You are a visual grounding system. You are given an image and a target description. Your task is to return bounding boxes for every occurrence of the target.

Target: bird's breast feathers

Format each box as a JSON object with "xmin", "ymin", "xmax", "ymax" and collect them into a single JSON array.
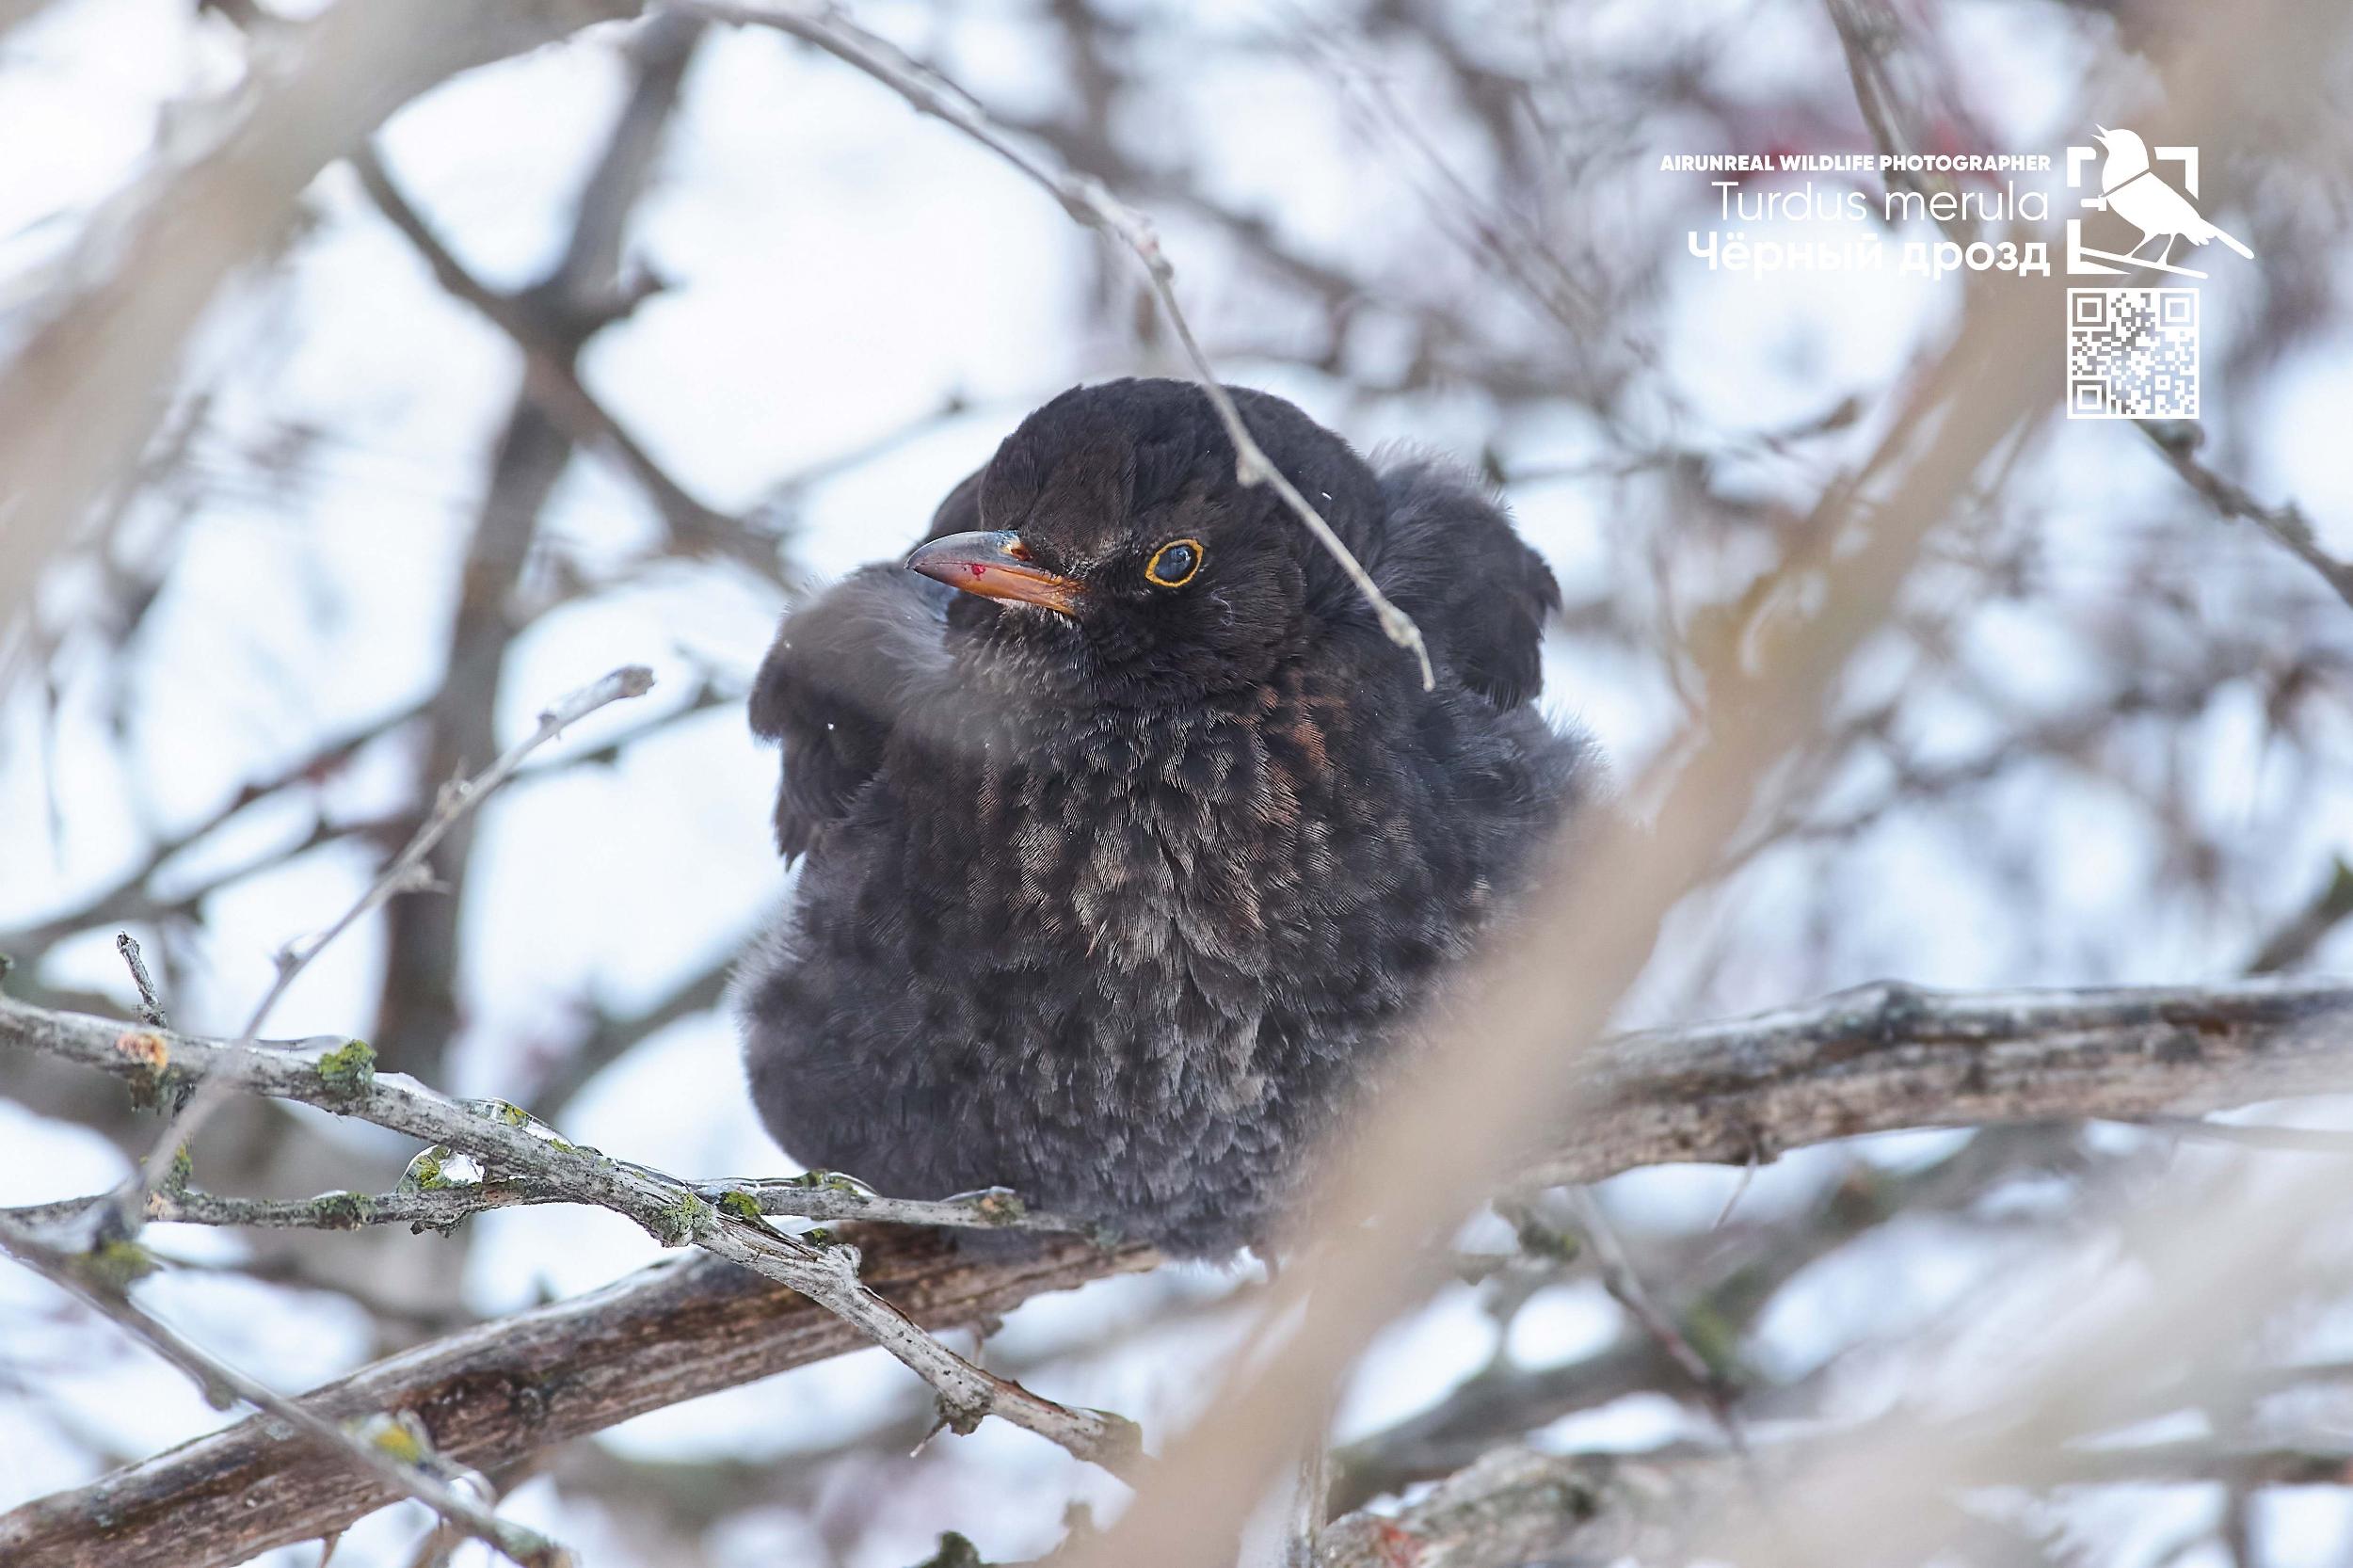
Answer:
[{"xmin": 953, "ymin": 690, "xmax": 1338, "ymax": 978}]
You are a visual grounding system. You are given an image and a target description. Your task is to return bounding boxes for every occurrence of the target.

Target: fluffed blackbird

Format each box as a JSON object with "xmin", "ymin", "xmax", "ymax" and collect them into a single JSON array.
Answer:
[{"xmin": 736, "ymin": 379, "xmax": 1598, "ymax": 1257}]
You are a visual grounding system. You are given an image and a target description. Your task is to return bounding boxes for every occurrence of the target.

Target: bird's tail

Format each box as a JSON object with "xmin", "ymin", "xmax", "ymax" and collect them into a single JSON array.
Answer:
[{"xmin": 2215, "ymin": 227, "xmax": 2255, "ymax": 259}]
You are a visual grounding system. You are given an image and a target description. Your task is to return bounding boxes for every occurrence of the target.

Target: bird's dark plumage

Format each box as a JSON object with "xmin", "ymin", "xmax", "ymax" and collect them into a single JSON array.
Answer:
[{"xmin": 737, "ymin": 379, "xmax": 1598, "ymax": 1257}]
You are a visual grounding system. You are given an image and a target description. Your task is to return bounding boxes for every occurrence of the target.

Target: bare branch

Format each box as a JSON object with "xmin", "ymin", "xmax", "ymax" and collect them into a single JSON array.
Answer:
[
  {"xmin": 1527, "ymin": 978, "xmax": 2353, "ymax": 1187},
  {"xmin": 2248, "ymin": 857, "xmax": 2353, "ymax": 974},
  {"xmin": 112, "ymin": 665, "xmax": 656, "ymax": 1228},
  {"xmin": 1321, "ymin": 1432, "xmax": 2353, "ymax": 1568},
  {"xmin": 0, "ymin": 696, "xmax": 430, "ymax": 961},
  {"xmin": 5, "ymin": 976, "xmax": 2351, "ymax": 1560},
  {"xmin": 5, "ymin": 1174, "xmax": 1092, "ymax": 1240},
  {"xmin": 347, "ymin": 143, "xmax": 785, "ymax": 578},
  {"xmin": 0, "ymin": 992, "xmax": 1141, "ymax": 1475},
  {"xmin": 112, "ymin": 934, "xmax": 167, "ymax": 1030},
  {"xmin": 0, "ymin": 680, "xmax": 726, "ymax": 979},
  {"xmin": 0, "ymin": 1233, "xmax": 1153, "ymax": 1568},
  {"xmin": 257, "ymin": 664, "xmax": 657, "ymax": 1022},
  {"xmin": 2141, "ymin": 420, "xmax": 2353, "ymax": 610},
  {"xmin": 525, "ymin": 944, "xmax": 736, "ymax": 1119}
]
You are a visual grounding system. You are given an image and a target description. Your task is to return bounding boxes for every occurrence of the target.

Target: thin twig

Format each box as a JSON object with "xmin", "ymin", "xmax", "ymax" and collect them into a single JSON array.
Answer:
[
  {"xmin": 2246, "ymin": 856, "xmax": 2353, "ymax": 975},
  {"xmin": 113, "ymin": 934, "xmax": 167, "ymax": 1029},
  {"xmin": 2136, "ymin": 1114, "xmax": 2353, "ymax": 1156},
  {"xmin": 0, "ymin": 683, "xmax": 720, "ymax": 976},
  {"xmin": 1562, "ymin": 1193, "xmax": 1750, "ymax": 1451},
  {"xmin": 2140, "ymin": 421, "xmax": 2353, "ymax": 610},
  {"xmin": 114, "ymin": 665, "xmax": 656, "ymax": 1229},
  {"xmin": 0, "ymin": 696, "xmax": 433, "ymax": 960},
  {"xmin": 672, "ymin": 0, "xmax": 1435, "ymax": 688}
]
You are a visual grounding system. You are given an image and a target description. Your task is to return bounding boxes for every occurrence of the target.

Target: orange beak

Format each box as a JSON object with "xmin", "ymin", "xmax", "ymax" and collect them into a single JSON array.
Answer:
[{"xmin": 906, "ymin": 530, "xmax": 1087, "ymax": 617}]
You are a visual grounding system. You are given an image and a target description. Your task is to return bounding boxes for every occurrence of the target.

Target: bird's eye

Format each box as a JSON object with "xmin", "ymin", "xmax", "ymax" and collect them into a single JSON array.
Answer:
[{"xmin": 1144, "ymin": 538, "xmax": 1203, "ymax": 588}]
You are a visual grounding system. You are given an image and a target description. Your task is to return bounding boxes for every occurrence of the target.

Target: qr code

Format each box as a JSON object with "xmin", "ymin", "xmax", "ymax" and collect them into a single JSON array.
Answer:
[{"xmin": 2067, "ymin": 288, "xmax": 2198, "ymax": 419}]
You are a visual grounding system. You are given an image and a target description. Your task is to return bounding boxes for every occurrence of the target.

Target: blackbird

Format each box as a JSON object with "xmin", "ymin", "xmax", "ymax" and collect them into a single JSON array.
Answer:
[{"xmin": 736, "ymin": 379, "xmax": 1597, "ymax": 1258}]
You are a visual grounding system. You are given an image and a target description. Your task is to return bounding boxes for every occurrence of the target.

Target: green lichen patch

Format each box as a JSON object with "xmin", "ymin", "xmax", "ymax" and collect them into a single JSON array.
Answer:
[
  {"xmin": 715, "ymin": 1189, "xmax": 766, "ymax": 1223},
  {"xmin": 912, "ymin": 1533, "xmax": 986, "ymax": 1568},
  {"xmin": 400, "ymin": 1146, "xmax": 449, "ymax": 1192},
  {"xmin": 1507, "ymin": 1210, "xmax": 1581, "ymax": 1265},
  {"xmin": 649, "ymin": 1192, "xmax": 713, "ymax": 1247},
  {"xmin": 310, "ymin": 1191, "xmax": 376, "ymax": 1230},
  {"xmin": 789, "ymin": 1168, "xmax": 876, "ymax": 1195},
  {"xmin": 351, "ymin": 1410, "xmax": 433, "ymax": 1465},
  {"xmin": 73, "ymin": 1239, "xmax": 159, "ymax": 1293},
  {"xmin": 399, "ymin": 1144, "xmax": 483, "ymax": 1193},
  {"xmin": 312, "ymin": 1039, "xmax": 376, "ymax": 1100},
  {"xmin": 164, "ymin": 1143, "xmax": 194, "ymax": 1194}
]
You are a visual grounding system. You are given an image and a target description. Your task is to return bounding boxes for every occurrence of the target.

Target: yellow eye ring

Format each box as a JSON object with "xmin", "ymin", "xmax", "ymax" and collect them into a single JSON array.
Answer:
[{"xmin": 1144, "ymin": 537, "xmax": 1204, "ymax": 588}]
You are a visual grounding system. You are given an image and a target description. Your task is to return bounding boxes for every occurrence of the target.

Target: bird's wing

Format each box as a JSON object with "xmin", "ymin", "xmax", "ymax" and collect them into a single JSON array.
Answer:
[
  {"xmin": 1360, "ymin": 458, "xmax": 1561, "ymax": 707},
  {"xmin": 749, "ymin": 489, "xmax": 967, "ymax": 858}
]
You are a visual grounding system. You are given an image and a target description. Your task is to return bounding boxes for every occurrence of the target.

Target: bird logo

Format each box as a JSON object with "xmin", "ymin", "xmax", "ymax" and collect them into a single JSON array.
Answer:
[{"xmin": 2070, "ymin": 127, "xmax": 2254, "ymax": 279}]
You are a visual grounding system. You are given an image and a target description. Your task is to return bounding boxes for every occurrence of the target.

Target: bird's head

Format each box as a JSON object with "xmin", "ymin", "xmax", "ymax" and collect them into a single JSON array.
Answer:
[{"xmin": 908, "ymin": 378, "xmax": 1383, "ymax": 704}]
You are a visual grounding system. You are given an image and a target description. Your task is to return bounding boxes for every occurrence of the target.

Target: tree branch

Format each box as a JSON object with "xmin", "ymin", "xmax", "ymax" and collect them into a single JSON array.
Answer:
[
  {"xmin": 0, "ymin": 1212, "xmax": 573, "ymax": 1568},
  {"xmin": 111, "ymin": 665, "xmax": 657, "ymax": 1228},
  {"xmin": 1317, "ymin": 1446, "xmax": 1689, "ymax": 1568},
  {"xmin": 352, "ymin": 20, "xmax": 716, "ymax": 1089},
  {"xmin": 0, "ymin": 680, "xmax": 727, "ymax": 984},
  {"xmin": 2141, "ymin": 421, "xmax": 2353, "ymax": 610},
  {"xmin": 6, "ymin": 1173, "xmax": 1092, "ymax": 1239},
  {"xmin": 0, "ymin": 992, "xmax": 1143, "ymax": 1480},
  {"xmin": 0, "ymin": 1232, "xmax": 1151, "ymax": 1568},
  {"xmin": 4, "ymin": 977, "xmax": 2349, "ymax": 1562},
  {"xmin": 348, "ymin": 139, "xmax": 784, "ymax": 578},
  {"xmin": 1523, "ymin": 978, "xmax": 2353, "ymax": 1189}
]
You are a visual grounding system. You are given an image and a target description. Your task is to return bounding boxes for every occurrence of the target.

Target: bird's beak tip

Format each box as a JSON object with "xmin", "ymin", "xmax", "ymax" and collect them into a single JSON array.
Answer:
[{"xmin": 907, "ymin": 531, "xmax": 1086, "ymax": 617}]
